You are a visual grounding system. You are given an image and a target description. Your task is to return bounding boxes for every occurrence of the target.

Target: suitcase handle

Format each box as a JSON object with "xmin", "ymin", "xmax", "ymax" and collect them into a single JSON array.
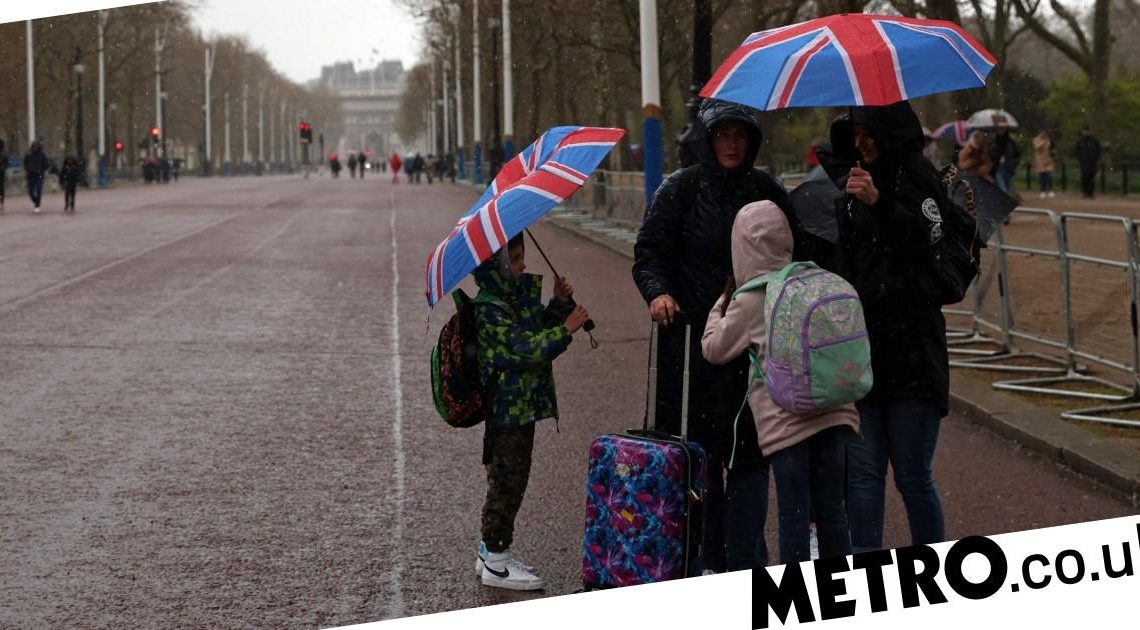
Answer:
[{"xmin": 645, "ymin": 316, "xmax": 693, "ymax": 435}]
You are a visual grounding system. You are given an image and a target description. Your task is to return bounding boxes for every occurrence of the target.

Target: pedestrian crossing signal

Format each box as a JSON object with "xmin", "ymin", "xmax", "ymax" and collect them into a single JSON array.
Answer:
[{"xmin": 298, "ymin": 122, "xmax": 313, "ymax": 144}]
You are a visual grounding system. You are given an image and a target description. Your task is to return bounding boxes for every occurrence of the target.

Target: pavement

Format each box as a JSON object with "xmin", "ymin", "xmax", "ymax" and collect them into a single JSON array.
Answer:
[{"xmin": 544, "ymin": 207, "xmax": 1140, "ymax": 504}]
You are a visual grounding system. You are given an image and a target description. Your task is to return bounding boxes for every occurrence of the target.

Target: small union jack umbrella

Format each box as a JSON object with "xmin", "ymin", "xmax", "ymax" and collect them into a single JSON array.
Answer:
[
  {"xmin": 933, "ymin": 120, "xmax": 971, "ymax": 144},
  {"xmin": 700, "ymin": 13, "xmax": 997, "ymax": 110},
  {"xmin": 425, "ymin": 126, "xmax": 626, "ymax": 307}
]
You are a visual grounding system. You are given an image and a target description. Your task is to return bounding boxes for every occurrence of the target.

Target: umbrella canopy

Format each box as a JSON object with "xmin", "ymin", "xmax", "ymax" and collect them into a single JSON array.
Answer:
[
  {"xmin": 966, "ymin": 108, "xmax": 1019, "ymax": 129},
  {"xmin": 425, "ymin": 126, "xmax": 625, "ymax": 307},
  {"xmin": 789, "ymin": 166, "xmax": 843, "ymax": 244},
  {"xmin": 700, "ymin": 13, "xmax": 996, "ymax": 110},
  {"xmin": 933, "ymin": 120, "xmax": 971, "ymax": 144}
]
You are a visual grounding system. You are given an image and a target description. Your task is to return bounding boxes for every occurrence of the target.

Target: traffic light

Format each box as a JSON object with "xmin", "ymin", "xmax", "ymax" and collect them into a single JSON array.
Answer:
[
  {"xmin": 114, "ymin": 141, "xmax": 124, "ymax": 152},
  {"xmin": 150, "ymin": 127, "xmax": 160, "ymax": 142},
  {"xmin": 298, "ymin": 122, "xmax": 312, "ymax": 144}
]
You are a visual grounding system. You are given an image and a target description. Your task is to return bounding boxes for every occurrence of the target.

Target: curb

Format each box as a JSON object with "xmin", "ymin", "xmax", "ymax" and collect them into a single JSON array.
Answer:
[{"xmin": 546, "ymin": 213, "xmax": 1140, "ymax": 505}]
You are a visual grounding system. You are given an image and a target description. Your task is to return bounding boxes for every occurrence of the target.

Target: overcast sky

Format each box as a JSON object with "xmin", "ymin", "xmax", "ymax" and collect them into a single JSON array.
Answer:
[{"xmin": 190, "ymin": 0, "xmax": 422, "ymax": 84}]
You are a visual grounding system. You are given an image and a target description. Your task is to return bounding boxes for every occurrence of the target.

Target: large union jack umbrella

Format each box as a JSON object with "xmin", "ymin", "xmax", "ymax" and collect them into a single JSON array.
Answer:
[
  {"xmin": 700, "ymin": 13, "xmax": 997, "ymax": 110},
  {"xmin": 425, "ymin": 126, "xmax": 626, "ymax": 307}
]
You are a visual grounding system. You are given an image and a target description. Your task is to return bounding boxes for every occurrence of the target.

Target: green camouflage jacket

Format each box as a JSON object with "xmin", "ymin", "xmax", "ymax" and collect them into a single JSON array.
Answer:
[{"xmin": 472, "ymin": 260, "xmax": 574, "ymax": 428}]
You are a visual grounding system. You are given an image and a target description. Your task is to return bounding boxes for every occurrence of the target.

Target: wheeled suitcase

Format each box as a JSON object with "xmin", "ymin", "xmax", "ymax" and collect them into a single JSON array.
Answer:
[{"xmin": 581, "ymin": 321, "xmax": 707, "ymax": 589}]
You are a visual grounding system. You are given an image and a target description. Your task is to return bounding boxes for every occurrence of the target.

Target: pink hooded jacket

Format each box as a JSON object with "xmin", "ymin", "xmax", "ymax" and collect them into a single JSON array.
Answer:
[{"xmin": 701, "ymin": 201, "xmax": 859, "ymax": 456}]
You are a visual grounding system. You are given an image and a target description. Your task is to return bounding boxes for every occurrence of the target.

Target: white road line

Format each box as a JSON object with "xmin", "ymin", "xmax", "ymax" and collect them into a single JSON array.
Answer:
[{"xmin": 386, "ymin": 194, "xmax": 406, "ymax": 618}]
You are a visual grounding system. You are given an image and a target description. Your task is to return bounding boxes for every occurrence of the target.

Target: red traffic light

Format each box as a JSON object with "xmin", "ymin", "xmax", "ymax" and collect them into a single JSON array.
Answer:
[
  {"xmin": 150, "ymin": 127, "xmax": 160, "ymax": 138},
  {"xmin": 114, "ymin": 141, "xmax": 124, "ymax": 152}
]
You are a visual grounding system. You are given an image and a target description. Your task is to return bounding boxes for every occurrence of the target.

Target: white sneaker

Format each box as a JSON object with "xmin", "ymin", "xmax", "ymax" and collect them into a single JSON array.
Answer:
[
  {"xmin": 34, "ymin": 206, "xmax": 40, "ymax": 214},
  {"xmin": 481, "ymin": 550, "xmax": 544, "ymax": 591},
  {"xmin": 1039, "ymin": 192, "xmax": 1047, "ymax": 198},
  {"xmin": 476, "ymin": 541, "xmax": 536, "ymax": 577}
]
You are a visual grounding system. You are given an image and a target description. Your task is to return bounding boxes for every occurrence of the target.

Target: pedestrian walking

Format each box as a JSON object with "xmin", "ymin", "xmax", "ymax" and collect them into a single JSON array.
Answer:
[
  {"xmin": 389, "ymin": 152, "xmax": 402, "ymax": 184},
  {"xmin": 24, "ymin": 140, "xmax": 49, "ymax": 214},
  {"xmin": 359, "ymin": 153, "xmax": 367, "ymax": 179},
  {"xmin": 413, "ymin": 153, "xmax": 424, "ymax": 184},
  {"xmin": 1076, "ymin": 126, "xmax": 1101, "ymax": 199},
  {"xmin": 470, "ymin": 234, "xmax": 590, "ymax": 590},
  {"xmin": 347, "ymin": 153, "xmax": 358, "ymax": 178},
  {"xmin": 701, "ymin": 200, "xmax": 860, "ymax": 564},
  {"xmin": 329, "ymin": 154, "xmax": 341, "ymax": 179},
  {"xmin": 991, "ymin": 123, "xmax": 1020, "ymax": 194},
  {"xmin": 0, "ymin": 138, "xmax": 7, "ymax": 211},
  {"xmin": 633, "ymin": 98, "xmax": 816, "ymax": 573},
  {"xmin": 817, "ymin": 100, "xmax": 951, "ymax": 553},
  {"xmin": 58, "ymin": 155, "xmax": 81, "ymax": 213},
  {"xmin": 957, "ymin": 131, "xmax": 994, "ymax": 181},
  {"xmin": 1033, "ymin": 130, "xmax": 1056, "ymax": 198}
]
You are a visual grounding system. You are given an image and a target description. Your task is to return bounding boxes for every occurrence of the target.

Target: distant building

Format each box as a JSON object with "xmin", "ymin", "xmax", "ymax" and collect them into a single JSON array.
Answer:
[{"xmin": 313, "ymin": 60, "xmax": 405, "ymax": 157}]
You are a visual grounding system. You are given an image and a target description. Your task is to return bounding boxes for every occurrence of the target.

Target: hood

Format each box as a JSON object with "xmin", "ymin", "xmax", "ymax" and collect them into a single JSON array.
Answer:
[
  {"xmin": 820, "ymin": 101, "xmax": 925, "ymax": 185},
  {"xmin": 472, "ymin": 249, "xmax": 541, "ymax": 306},
  {"xmin": 698, "ymin": 98, "xmax": 764, "ymax": 173},
  {"xmin": 731, "ymin": 200, "xmax": 793, "ymax": 284}
]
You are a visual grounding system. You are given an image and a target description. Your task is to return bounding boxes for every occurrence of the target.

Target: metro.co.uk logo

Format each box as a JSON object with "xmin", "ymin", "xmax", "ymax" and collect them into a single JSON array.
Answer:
[{"xmin": 753, "ymin": 521, "xmax": 1140, "ymax": 628}]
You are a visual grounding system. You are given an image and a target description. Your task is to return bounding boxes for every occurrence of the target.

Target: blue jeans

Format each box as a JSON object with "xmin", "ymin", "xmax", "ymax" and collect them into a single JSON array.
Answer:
[
  {"xmin": 770, "ymin": 426, "xmax": 852, "ymax": 564},
  {"xmin": 996, "ymin": 169, "xmax": 1012, "ymax": 193},
  {"xmin": 26, "ymin": 173, "xmax": 44, "ymax": 207},
  {"xmin": 847, "ymin": 399, "xmax": 945, "ymax": 552},
  {"xmin": 702, "ymin": 455, "xmax": 769, "ymax": 572}
]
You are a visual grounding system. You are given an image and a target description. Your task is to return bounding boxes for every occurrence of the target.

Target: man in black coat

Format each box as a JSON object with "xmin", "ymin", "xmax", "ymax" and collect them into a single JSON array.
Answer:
[
  {"xmin": 817, "ymin": 101, "xmax": 950, "ymax": 553},
  {"xmin": 24, "ymin": 141, "xmax": 50, "ymax": 214},
  {"xmin": 1075, "ymin": 126, "xmax": 1101, "ymax": 199},
  {"xmin": 633, "ymin": 98, "xmax": 812, "ymax": 573}
]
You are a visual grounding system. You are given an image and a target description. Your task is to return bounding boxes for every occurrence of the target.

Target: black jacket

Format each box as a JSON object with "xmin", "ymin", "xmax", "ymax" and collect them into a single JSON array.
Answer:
[
  {"xmin": 24, "ymin": 146, "xmax": 49, "ymax": 176},
  {"xmin": 818, "ymin": 102, "xmax": 950, "ymax": 415},
  {"xmin": 632, "ymin": 99, "xmax": 797, "ymax": 463},
  {"xmin": 1076, "ymin": 134, "xmax": 1101, "ymax": 169},
  {"xmin": 59, "ymin": 159, "xmax": 81, "ymax": 185}
]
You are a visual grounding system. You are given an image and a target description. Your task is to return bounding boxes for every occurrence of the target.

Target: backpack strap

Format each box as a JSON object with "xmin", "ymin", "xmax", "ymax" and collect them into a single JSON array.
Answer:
[{"xmin": 723, "ymin": 260, "xmax": 819, "ymax": 469}]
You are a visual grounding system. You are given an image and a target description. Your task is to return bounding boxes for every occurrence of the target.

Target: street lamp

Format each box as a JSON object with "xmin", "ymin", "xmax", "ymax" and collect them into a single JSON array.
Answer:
[
  {"xmin": 73, "ymin": 47, "xmax": 87, "ymax": 186},
  {"xmin": 488, "ymin": 15, "xmax": 502, "ymax": 180}
]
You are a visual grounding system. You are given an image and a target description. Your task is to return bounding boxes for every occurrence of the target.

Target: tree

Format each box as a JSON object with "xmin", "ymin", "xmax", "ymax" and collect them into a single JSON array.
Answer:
[{"xmin": 1011, "ymin": 0, "xmax": 1112, "ymax": 128}]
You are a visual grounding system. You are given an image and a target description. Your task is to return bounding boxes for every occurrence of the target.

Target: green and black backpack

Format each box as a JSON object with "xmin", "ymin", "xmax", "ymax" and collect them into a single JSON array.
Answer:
[{"xmin": 430, "ymin": 289, "xmax": 509, "ymax": 428}]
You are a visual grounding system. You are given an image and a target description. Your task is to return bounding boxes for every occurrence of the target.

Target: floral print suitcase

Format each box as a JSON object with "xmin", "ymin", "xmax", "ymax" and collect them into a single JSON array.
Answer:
[{"xmin": 581, "ymin": 321, "xmax": 706, "ymax": 589}]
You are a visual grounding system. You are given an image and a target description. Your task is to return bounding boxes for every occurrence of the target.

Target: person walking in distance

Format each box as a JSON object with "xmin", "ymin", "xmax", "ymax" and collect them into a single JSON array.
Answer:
[
  {"xmin": 1033, "ymin": 130, "xmax": 1056, "ymax": 199},
  {"xmin": 1076, "ymin": 126, "xmax": 1101, "ymax": 199},
  {"xmin": 389, "ymin": 152, "xmax": 402, "ymax": 184},
  {"xmin": 24, "ymin": 140, "xmax": 49, "ymax": 214},
  {"xmin": 58, "ymin": 155, "xmax": 81, "ymax": 213}
]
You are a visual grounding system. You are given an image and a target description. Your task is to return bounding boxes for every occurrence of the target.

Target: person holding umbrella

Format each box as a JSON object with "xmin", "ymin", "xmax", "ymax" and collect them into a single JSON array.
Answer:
[{"xmin": 817, "ymin": 100, "xmax": 951, "ymax": 553}]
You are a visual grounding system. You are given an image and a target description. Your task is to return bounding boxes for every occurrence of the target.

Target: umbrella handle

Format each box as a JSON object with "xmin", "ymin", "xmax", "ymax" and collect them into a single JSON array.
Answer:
[{"xmin": 525, "ymin": 228, "xmax": 598, "ymax": 347}]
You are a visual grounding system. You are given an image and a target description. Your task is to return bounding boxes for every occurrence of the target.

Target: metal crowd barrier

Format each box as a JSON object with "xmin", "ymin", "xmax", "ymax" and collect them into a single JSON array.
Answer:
[
  {"xmin": 948, "ymin": 208, "xmax": 1068, "ymax": 374},
  {"xmin": 944, "ymin": 206, "xmax": 1140, "ymax": 428}
]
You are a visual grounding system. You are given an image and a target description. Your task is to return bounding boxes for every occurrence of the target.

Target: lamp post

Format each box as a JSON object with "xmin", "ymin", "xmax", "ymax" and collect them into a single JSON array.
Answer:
[
  {"xmin": 472, "ymin": 0, "xmax": 483, "ymax": 184},
  {"xmin": 73, "ymin": 47, "xmax": 87, "ymax": 186},
  {"xmin": 488, "ymin": 14, "xmax": 502, "ymax": 180},
  {"xmin": 97, "ymin": 10, "xmax": 108, "ymax": 186},
  {"xmin": 639, "ymin": 0, "xmax": 663, "ymax": 205},
  {"xmin": 676, "ymin": 0, "xmax": 711, "ymax": 168}
]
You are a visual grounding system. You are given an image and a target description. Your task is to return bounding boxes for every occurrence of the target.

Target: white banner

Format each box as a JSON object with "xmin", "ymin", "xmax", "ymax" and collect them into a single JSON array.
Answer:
[
  {"xmin": 336, "ymin": 515, "xmax": 1140, "ymax": 629},
  {"xmin": 0, "ymin": 1, "xmax": 165, "ymax": 24}
]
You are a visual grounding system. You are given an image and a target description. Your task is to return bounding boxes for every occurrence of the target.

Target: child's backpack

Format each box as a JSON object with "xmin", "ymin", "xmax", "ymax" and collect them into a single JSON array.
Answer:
[
  {"xmin": 430, "ymin": 289, "xmax": 509, "ymax": 428},
  {"xmin": 732, "ymin": 262, "xmax": 873, "ymax": 415}
]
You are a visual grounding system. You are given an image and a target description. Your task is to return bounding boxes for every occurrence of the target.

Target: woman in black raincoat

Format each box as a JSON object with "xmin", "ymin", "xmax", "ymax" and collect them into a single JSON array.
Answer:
[
  {"xmin": 633, "ymin": 98, "xmax": 821, "ymax": 573},
  {"xmin": 817, "ymin": 101, "xmax": 950, "ymax": 552}
]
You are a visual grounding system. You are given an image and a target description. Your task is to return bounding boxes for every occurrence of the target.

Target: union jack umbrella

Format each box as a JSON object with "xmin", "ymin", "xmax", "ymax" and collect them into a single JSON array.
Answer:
[
  {"xmin": 425, "ymin": 126, "xmax": 626, "ymax": 307},
  {"xmin": 933, "ymin": 120, "xmax": 971, "ymax": 144},
  {"xmin": 700, "ymin": 13, "xmax": 997, "ymax": 110}
]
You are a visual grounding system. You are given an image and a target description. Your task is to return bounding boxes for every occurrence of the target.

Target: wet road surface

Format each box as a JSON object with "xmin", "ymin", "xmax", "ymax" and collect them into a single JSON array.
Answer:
[{"xmin": 0, "ymin": 175, "xmax": 1134, "ymax": 628}]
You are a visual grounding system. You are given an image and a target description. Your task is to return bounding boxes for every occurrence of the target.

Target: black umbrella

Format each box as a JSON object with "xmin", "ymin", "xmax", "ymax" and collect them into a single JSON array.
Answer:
[
  {"xmin": 789, "ymin": 166, "xmax": 842, "ymax": 245},
  {"xmin": 951, "ymin": 172, "xmax": 1019, "ymax": 244}
]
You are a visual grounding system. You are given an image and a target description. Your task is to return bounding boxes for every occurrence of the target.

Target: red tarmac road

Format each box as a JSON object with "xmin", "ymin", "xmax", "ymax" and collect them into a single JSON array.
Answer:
[{"xmin": 0, "ymin": 175, "xmax": 1134, "ymax": 628}]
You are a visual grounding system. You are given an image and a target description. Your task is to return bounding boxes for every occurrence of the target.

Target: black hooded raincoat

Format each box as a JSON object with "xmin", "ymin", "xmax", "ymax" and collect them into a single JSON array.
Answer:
[
  {"xmin": 632, "ymin": 99, "xmax": 800, "ymax": 463},
  {"xmin": 817, "ymin": 102, "xmax": 951, "ymax": 415}
]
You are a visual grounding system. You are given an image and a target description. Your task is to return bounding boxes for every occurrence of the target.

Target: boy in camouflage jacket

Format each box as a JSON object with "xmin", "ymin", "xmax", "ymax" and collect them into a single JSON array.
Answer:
[{"xmin": 472, "ymin": 234, "xmax": 590, "ymax": 590}]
